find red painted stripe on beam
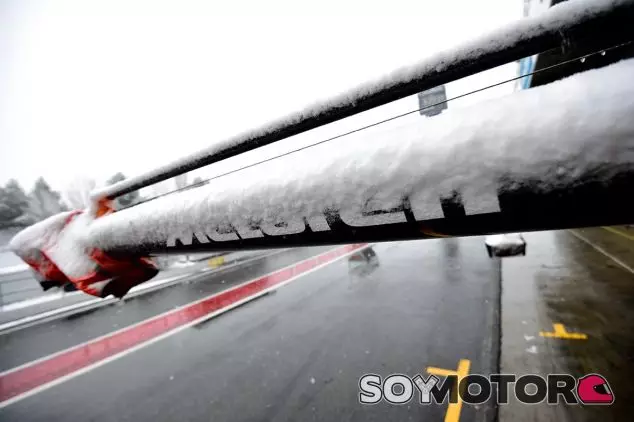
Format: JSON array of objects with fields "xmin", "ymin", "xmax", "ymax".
[{"xmin": 0, "ymin": 243, "xmax": 366, "ymax": 404}]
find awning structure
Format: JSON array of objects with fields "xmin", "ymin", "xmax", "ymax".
[{"xmin": 528, "ymin": 0, "xmax": 634, "ymax": 88}]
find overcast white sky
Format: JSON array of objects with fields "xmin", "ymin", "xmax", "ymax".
[{"xmin": 0, "ymin": 0, "xmax": 522, "ymax": 195}]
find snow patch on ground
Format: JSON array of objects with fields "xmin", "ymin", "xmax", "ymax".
[
  {"xmin": 171, "ymin": 260, "xmax": 196, "ymax": 268},
  {"xmin": 0, "ymin": 264, "xmax": 29, "ymax": 276}
]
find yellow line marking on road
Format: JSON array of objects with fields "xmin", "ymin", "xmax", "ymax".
[
  {"xmin": 426, "ymin": 359, "xmax": 471, "ymax": 422},
  {"xmin": 602, "ymin": 226, "xmax": 634, "ymax": 241},
  {"xmin": 208, "ymin": 256, "xmax": 225, "ymax": 268},
  {"xmin": 539, "ymin": 323, "xmax": 587, "ymax": 340},
  {"xmin": 425, "ymin": 368, "xmax": 456, "ymax": 378}
]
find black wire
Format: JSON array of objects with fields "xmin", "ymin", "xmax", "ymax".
[{"xmin": 124, "ymin": 41, "xmax": 631, "ymax": 210}]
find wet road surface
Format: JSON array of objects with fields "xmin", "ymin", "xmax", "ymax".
[
  {"xmin": 0, "ymin": 247, "xmax": 331, "ymax": 371},
  {"xmin": 2, "ymin": 227, "xmax": 633, "ymax": 421},
  {"xmin": 500, "ymin": 227, "xmax": 634, "ymax": 421},
  {"xmin": 0, "ymin": 237, "xmax": 500, "ymax": 422}
]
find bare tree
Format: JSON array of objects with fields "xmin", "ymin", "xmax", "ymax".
[
  {"xmin": 62, "ymin": 176, "xmax": 97, "ymax": 209},
  {"xmin": 0, "ymin": 179, "xmax": 32, "ymax": 227},
  {"xmin": 28, "ymin": 177, "xmax": 66, "ymax": 220}
]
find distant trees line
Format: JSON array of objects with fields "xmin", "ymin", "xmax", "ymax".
[
  {"xmin": 0, "ymin": 172, "xmax": 202, "ymax": 229},
  {"xmin": 0, "ymin": 172, "xmax": 140, "ymax": 228}
]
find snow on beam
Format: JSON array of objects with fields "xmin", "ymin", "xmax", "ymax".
[
  {"xmin": 88, "ymin": 59, "xmax": 634, "ymax": 253},
  {"xmin": 91, "ymin": 0, "xmax": 634, "ymax": 201}
]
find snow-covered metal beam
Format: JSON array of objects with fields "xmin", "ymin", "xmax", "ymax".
[
  {"xmin": 92, "ymin": 0, "xmax": 634, "ymax": 201},
  {"xmin": 87, "ymin": 59, "xmax": 634, "ymax": 254}
]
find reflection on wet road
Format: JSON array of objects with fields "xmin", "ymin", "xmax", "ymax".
[
  {"xmin": 501, "ymin": 227, "xmax": 634, "ymax": 421},
  {"xmin": 1, "ymin": 238, "xmax": 500, "ymax": 422},
  {"xmin": 1, "ymin": 227, "xmax": 634, "ymax": 421}
]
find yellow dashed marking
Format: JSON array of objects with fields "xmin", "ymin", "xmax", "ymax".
[
  {"xmin": 539, "ymin": 323, "xmax": 587, "ymax": 340},
  {"xmin": 426, "ymin": 359, "xmax": 471, "ymax": 422},
  {"xmin": 425, "ymin": 368, "xmax": 456, "ymax": 378},
  {"xmin": 208, "ymin": 256, "xmax": 225, "ymax": 268}
]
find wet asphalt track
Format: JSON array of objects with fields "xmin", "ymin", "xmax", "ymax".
[{"xmin": 0, "ymin": 237, "xmax": 501, "ymax": 422}]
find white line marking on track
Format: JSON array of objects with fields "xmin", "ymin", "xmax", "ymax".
[
  {"xmin": 0, "ymin": 245, "xmax": 365, "ymax": 408},
  {"xmin": 0, "ymin": 250, "xmax": 292, "ymax": 376},
  {"xmin": 569, "ymin": 230, "xmax": 634, "ymax": 275},
  {"xmin": 0, "ymin": 250, "xmax": 285, "ymax": 334}
]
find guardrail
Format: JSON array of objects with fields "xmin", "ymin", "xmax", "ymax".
[
  {"xmin": 0, "ymin": 267, "xmax": 40, "ymax": 308},
  {"xmin": 0, "ymin": 250, "xmax": 267, "ymax": 309},
  {"xmin": 0, "ymin": 248, "xmax": 283, "ymax": 334}
]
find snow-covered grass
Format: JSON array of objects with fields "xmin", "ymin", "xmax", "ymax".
[
  {"xmin": 87, "ymin": 58, "xmax": 634, "ymax": 250},
  {"xmin": 91, "ymin": 0, "xmax": 627, "ymax": 201},
  {"xmin": 170, "ymin": 260, "xmax": 196, "ymax": 268},
  {"xmin": 0, "ymin": 264, "xmax": 29, "ymax": 276}
]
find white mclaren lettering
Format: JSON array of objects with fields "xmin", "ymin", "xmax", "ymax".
[
  {"xmin": 409, "ymin": 190, "xmax": 444, "ymax": 220},
  {"xmin": 340, "ymin": 195, "xmax": 407, "ymax": 227},
  {"xmin": 205, "ymin": 226, "xmax": 239, "ymax": 242},
  {"xmin": 306, "ymin": 215, "xmax": 330, "ymax": 232},
  {"xmin": 462, "ymin": 187, "xmax": 501, "ymax": 215},
  {"xmin": 166, "ymin": 229, "xmax": 202, "ymax": 247},
  {"xmin": 163, "ymin": 187, "xmax": 503, "ymax": 246},
  {"xmin": 261, "ymin": 216, "xmax": 305, "ymax": 236},
  {"xmin": 340, "ymin": 208, "xmax": 407, "ymax": 227},
  {"xmin": 235, "ymin": 223, "xmax": 264, "ymax": 239},
  {"xmin": 193, "ymin": 231, "xmax": 210, "ymax": 243}
]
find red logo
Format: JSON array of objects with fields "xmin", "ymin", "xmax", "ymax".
[{"xmin": 576, "ymin": 374, "xmax": 614, "ymax": 405}]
